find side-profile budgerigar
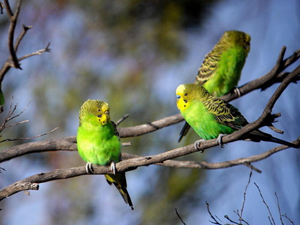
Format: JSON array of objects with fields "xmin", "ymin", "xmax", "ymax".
[
  {"xmin": 179, "ymin": 30, "xmax": 251, "ymax": 142},
  {"xmin": 176, "ymin": 84, "xmax": 298, "ymax": 148},
  {"xmin": 77, "ymin": 99, "xmax": 134, "ymax": 210}
]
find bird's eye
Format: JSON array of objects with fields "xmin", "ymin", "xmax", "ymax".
[
  {"xmin": 97, "ymin": 109, "xmax": 101, "ymax": 112},
  {"xmin": 176, "ymin": 95, "xmax": 181, "ymax": 99}
]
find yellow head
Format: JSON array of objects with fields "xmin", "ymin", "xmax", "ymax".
[
  {"xmin": 176, "ymin": 84, "xmax": 208, "ymax": 112},
  {"xmin": 79, "ymin": 99, "xmax": 110, "ymax": 126}
]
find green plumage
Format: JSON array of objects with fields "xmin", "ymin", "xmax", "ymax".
[
  {"xmin": 179, "ymin": 30, "xmax": 251, "ymax": 142},
  {"xmin": 77, "ymin": 99, "xmax": 133, "ymax": 210},
  {"xmin": 176, "ymin": 84, "xmax": 298, "ymax": 148},
  {"xmin": 195, "ymin": 30, "xmax": 250, "ymax": 96}
]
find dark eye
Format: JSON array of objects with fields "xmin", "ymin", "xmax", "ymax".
[
  {"xmin": 184, "ymin": 93, "xmax": 188, "ymax": 96},
  {"xmin": 97, "ymin": 109, "xmax": 101, "ymax": 112}
]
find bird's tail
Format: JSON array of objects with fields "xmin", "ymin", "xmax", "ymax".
[
  {"xmin": 251, "ymin": 130, "xmax": 298, "ymax": 148},
  {"xmin": 105, "ymin": 173, "xmax": 134, "ymax": 210},
  {"xmin": 178, "ymin": 122, "xmax": 191, "ymax": 142}
]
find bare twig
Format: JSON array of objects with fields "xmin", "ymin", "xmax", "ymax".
[
  {"xmin": 0, "ymin": 127, "xmax": 58, "ymax": 144},
  {"xmin": 0, "ymin": 99, "xmax": 30, "ymax": 133},
  {"xmin": 175, "ymin": 208, "xmax": 186, "ymax": 225},
  {"xmin": 14, "ymin": 24, "xmax": 32, "ymax": 52},
  {"xmin": 115, "ymin": 114, "xmax": 129, "ymax": 126},
  {"xmin": 282, "ymin": 214, "xmax": 294, "ymax": 225},
  {"xmin": 242, "ymin": 163, "xmax": 261, "ymax": 173},
  {"xmin": 240, "ymin": 171, "xmax": 252, "ymax": 219},
  {"xmin": 275, "ymin": 193, "xmax": 284, "ymax": 225},
  {"xmin": 254, "ymin": 182, "xmax": 275, "ymax": 225},
  {"xmin": 224, "ymin": 215, "xmax": 239, "ymax": 224},
  {"xmin": 206, "ymin": 202, "xmax": 223, "ymax": 225},
  {"xmin": 18, "ymin": 43, "xmax": 51, "ymax": 61}
]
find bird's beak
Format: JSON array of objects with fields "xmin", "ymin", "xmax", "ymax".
[{"xmin": 99, "ymin": 113, "xmax": 110, "ymax": 125}]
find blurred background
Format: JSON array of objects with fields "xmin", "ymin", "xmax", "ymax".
[{"xmin": 0, "ymin": 0, "xmax": 299, "ymax": 224}]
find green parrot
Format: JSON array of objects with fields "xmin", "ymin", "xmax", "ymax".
[
  {"xmin": 176, "ymin": 84, "xmax": 298, "ymax": 148},
  {"xmin": 77, "ymin": 99, "xmax": 133, "ymax": 210},
  {"xmin": 179, "ymin": 30, "xmax": 251, "ymax": 142}
]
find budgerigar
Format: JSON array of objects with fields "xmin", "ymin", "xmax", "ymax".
[
  {"xmin": 77, "ymin": 99, "xmax": 134, "ymax": 210},
  {"xmin": 179, "ymin": 30, "xmax": 251, "ymax": 142},
  {"xmin": 176, "ymin": 84, "xmax": 298, "ymax": 148}
]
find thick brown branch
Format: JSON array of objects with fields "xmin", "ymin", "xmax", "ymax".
[{"xmin": 0, "ymin": 136, "xmax": 299, "ymax": 201}]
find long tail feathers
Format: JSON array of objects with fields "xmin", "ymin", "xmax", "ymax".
[
  {"xmin": 105, "ymin": 174, "xmax": 134, "ymax": 210},
  {"xmin": 252, "ymin": 130, "xmax": 299, "ymax": 148},
  {"xmin": 268, "ymin": 136, "xmax": 298, "ymax": 148}
]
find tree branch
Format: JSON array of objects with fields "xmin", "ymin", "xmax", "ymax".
[{"xmin": 4, "ymin": 0, "xmax": 22, "ymax": 69}]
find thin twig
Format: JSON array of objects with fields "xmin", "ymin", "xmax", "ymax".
[
  {"xmin": 0, "ymin": 99, "xmax": 30, "ymax": 133},
  {"xmin": 18, "ymin": 43, "xmax": 51, "ymax": 61},
  {"xmin": 275, "ymin": 193, "xmax": 284, "ymax": 225},
  {"xmin": 282, "ymin": 214, "xmax": 294, "ymax": 225},
  {"xmin": 224, "ymin": 215, "xmax": 239, "ymax": 224},
  {"xmin": 254, "ymin": 182, "xmax": 275, "ymax": 225},
  {"xmin": 115, "ymin": 114, "xmax": 129, "ymax": 126},
  {"xmin": 0, "ymin": 127, "xmax": 58, "ymax": 144},
  {"xmin": 206, "ymin": 202, "xmax": 222, "ymax": 225},
  {"xmin": 175, "ymin": 208, "xmax": 186, "ymax": 225},
  {"xmin": 15, "ymin": 24, "xmax": 32, "ymax": 52},
  {"xmin": 240, "ymin": 171, "xmax": 252, "ymax": 219}
]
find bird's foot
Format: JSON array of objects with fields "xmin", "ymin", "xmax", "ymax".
[
  {"xmin": 85, "ymin": 162, "xmax": 95, "ymax": 174},
  {"xmin": 194, "ymin": 139, "xmax": 205, "ymax": 152},
  {"xmin": 217, "ymin": 134, "xmax": 226, "ymax": 148},
  {"xmin": 234, "ymin": 87, "xmax": 242, "ymax": 97},
  {"xmin": 110, "ymin": 161, "xmax": 117, "ymax": 175}
]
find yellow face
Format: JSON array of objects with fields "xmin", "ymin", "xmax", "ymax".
[
  {"xmin": 176, "ymin": 84, "xmax": 189, "ymax": 112},
  {"xmin": 97, "ymin": 102, "xmax": 110, "ymax": 125},
  {"xmin": 79, "ymin": 100, "xmax": 111, "ymax": 126}
]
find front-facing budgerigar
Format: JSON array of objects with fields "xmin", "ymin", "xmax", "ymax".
[
  {"xmin": 77, "ymin": 99, "xmax": 133, "ymax": 210},
  {"xmin": 176, "ymin": 84, "xmax": 298, "ymax": 148},
  {"xmin": 178, "ymin": 30, "xmax": 251, "ymax": 142}
]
